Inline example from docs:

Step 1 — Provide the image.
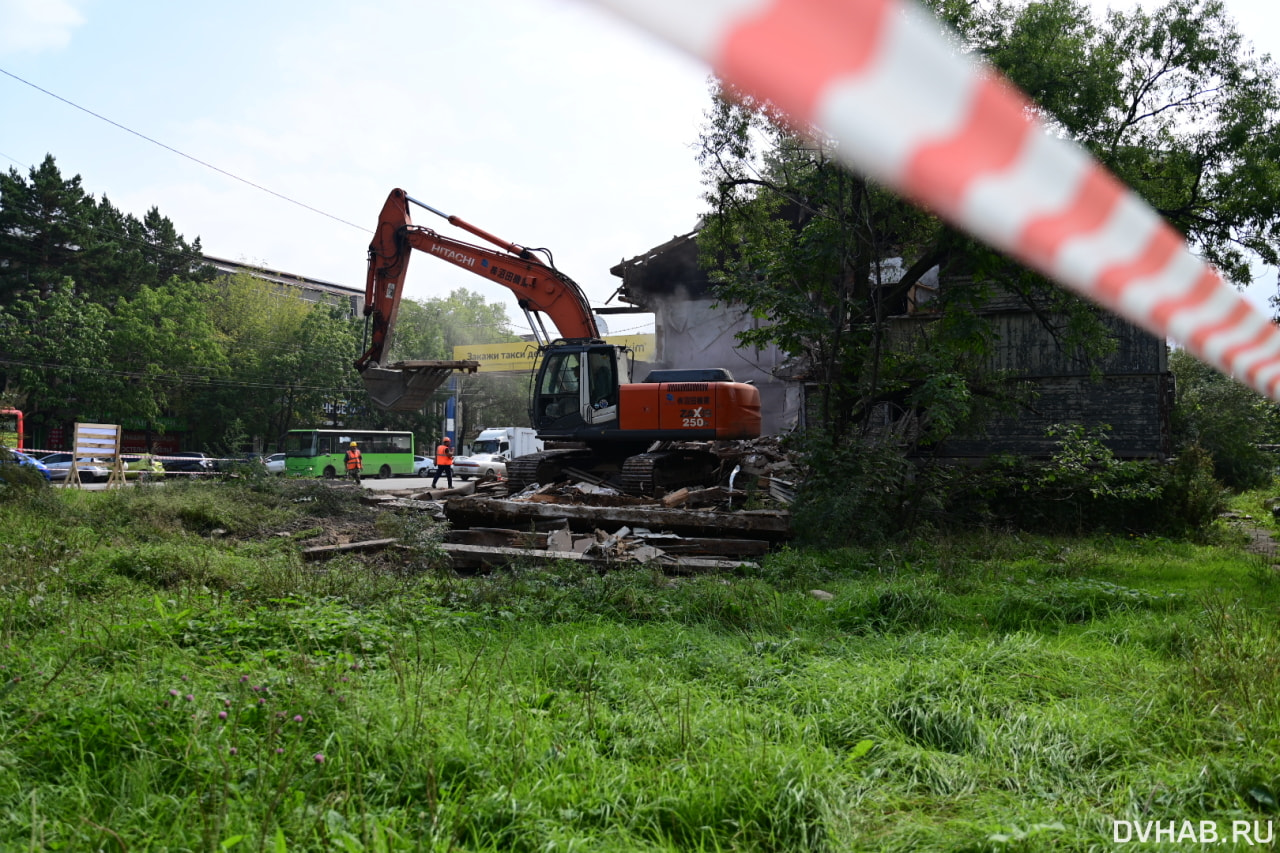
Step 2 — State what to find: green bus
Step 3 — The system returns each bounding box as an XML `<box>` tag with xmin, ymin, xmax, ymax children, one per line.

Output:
<box><xmin>282</xmin><ymin>429</ymin><xmax>415</xmax><ymax>479</ymax></box>
<box><xmin>0</xmin><ymin>409</ymin><xmax>23</xmax><ymax>449</ymax></box>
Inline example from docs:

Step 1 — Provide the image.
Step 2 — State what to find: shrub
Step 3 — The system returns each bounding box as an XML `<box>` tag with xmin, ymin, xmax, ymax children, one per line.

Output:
<box><xmin>942</xmin><ymin>426</ymin><xmax>1226</xmax><ymax>537</ymax></box>
<box><xmin>0</xmin><ymin>447</ymin><xmax>48</xmax><ymax>498</ymax></box>
<box><xmin>791</xmin><ymin>434</ymin><xmax>918</xmax><ymax>547</ymax></box>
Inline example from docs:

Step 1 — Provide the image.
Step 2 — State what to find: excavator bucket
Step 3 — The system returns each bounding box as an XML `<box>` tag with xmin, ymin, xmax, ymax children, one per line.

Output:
<box><xmin>360</xmin><ymin>360</ymin><xmax>479</xmax><ymax>412</ymax></box>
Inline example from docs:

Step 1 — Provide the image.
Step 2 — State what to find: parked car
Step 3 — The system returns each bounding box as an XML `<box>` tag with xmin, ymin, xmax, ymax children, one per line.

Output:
<box><xmin>35</xmin><ymin>452</ymin><xmax>111</xmax><ymax>483</ymax></box>
<box><xmin>121</xmin><ymin>454</ymin><xmax>166</xmax><ymax>481</ymax></box>
<box><xmin>264</xmin><ymin>452</ymin><xmax>286</xmax><ymax>475</ymax></box>
<box><xmin>452</xmin><ymin>454</ymin><xmax>507</xmax><ymax>481</ymax></box>
<box><xmin>213</xmin><ymin>454</ymin><xmax>267</xmax><ymax>474</ymax></box>
<box><xmin>162</xmin><ymin>451</ymin><xmax>215</xmax><ymax>474</ymax></box>
<box><xmin>1</xmin><ymin>448</ymin><xmax>52</xmax><ymax>481</ymax></box>
<box><xmin>412</xmin><ymin>455</ymin><xmax>434</xmax><ymax>476</ymax></box>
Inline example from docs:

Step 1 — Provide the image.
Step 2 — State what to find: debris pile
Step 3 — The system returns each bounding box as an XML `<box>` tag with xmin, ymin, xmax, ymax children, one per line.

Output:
<box><xmin>323</xmin><ymin>436</ymin><xmax>801</xmax><ymax>572</ymax></box>
<box><xmin>711</xmin><ymin>435</ymin><xmax>799</xmax><ymax>505</ymax></box>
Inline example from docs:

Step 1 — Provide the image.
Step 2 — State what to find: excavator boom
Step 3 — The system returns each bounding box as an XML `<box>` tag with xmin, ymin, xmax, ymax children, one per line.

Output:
<box><xmin>356</xmin><ymin>188</ymin><xmax>598</xmax><ymax>410</ymax></box>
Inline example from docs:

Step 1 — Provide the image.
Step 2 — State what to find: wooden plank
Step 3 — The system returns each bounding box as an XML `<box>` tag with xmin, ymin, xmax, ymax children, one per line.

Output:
<box><xmin>302</xmin><ymin>538</ymin><xmax>398</xmax><ymax>560</ymax></box>
<box><xmin>661</xmin><ymin>487</ymin><xmax>690</xmax><ymax>507</ymax></box>
<box><xmin>664</xmin><ymin>556</ymin><xmax>760</xmax><ymax>574</ymax></box>
<box><xmin>442</xmin><ymin>542</ymin><xmax>608</xmax><ymax>570</ymax></box>
<box><xmin>634</xmin><ymin>536</ymin><xmax>770</xmax><ymax>557</ymax></box>
<box><xmin>447</xmin><ymin>529</ymin><xmax>550</xmax><ymax>549</ymax></box>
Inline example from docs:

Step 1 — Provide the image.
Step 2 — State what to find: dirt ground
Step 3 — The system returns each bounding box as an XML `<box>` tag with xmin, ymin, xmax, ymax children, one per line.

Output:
<box><xmin>1221</xmin><ymin>510</ymin><xmax>1279</xmax><ymax>562</ymax></box>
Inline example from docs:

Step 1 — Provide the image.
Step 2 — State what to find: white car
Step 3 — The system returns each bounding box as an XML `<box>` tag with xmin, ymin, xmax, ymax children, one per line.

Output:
<box><xmin>36</xmin><ymin>453</ymin><xmax>111</xmax><ymax>483</ymax></box>
<box><xmin>452</xmin><ymin>454</ymin><xmax>507</xmax><ymax>481</ymax></box>
<box><xmin>263</xmin><ymin>452</ymin><xmax>286</xmax><ymax>475</ymax></box>
<box><xmin>412</xmin><ymin>455</ymin><xmax>434</xmax><ymax>476</ymax></box>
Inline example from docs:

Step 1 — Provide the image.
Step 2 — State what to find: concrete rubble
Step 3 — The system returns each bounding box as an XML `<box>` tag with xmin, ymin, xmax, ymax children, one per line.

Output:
<box><xmin>326</xmin><ymin>437</ymin><xmax>801</xmax><ymax>572</ymax></box>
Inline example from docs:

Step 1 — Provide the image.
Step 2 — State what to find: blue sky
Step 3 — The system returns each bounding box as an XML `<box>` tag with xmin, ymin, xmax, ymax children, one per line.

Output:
<box><xmin>1</xmin><ymin>0</ymin><xmax>1278</xmax><ymax>333</ymax></box>
<box><xmin>0</xmin><ymin>0</ymin><xmax>712</xmax><ymax>336</ymax></box>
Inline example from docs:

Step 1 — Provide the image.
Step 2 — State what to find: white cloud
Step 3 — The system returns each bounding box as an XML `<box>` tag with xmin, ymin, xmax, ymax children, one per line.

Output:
<box><xmin>0</xmin><ymin>0</ymin><xmax>86</xmax><ymax>54</ymax></box>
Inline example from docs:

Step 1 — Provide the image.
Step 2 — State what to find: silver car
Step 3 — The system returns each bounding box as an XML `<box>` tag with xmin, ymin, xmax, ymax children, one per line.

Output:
<box><xmin>36</xmin><ymin>453</ymin><xmax>112</xmax><ymax>483</ymax></box>
<box><xmin>263</xmin><ymin>452</ymin><xmax>287</xmax><ymax>475</ymax></box>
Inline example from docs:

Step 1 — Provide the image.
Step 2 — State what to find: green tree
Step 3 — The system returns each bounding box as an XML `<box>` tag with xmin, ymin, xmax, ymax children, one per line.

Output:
<box><xmin>206</xmin><ymin>298</ymin><xmax>363</xmax><ymax>447</ymax></box>
<box><xmin>78</xmin><ymin>200</ymin><xmax>212</xmax><ymax>305</ymax></box>
<box><xmin>697</xmin><ymin>79</ymin><xmax>1014</xmax><ymax>442</ymax></box>
<box><xmin>0</xmin><ymin>155</ymin><xmax>212</xmax><ymax>310</ymax></box>
<box><xmin>376</xmin><ymin>289</ymin><xmax>527</xmax><ymax>440</ymax></box>
<box><xmin>968</xmin><ymin>0</ymin><xmax>1280</xmax><ymax>286</ymax></box>
<box><xmin>0</xmin><ymin>155</ymin><xmax>95</xmax><ymax>304</ymax></box>
<box><xmin>1170</xmin><ymin>347</ymin><xmax>1273</xmax><ymax>490</ymax></box>
<box><xmin>698</xmin><ymin>0</ymin><xmax>1280</xmax><ymax>443</ymax></box>
<box><xmin>104</xmin><ymin>282</ymin><xmax>229</xmax><ymax>447</ymax></box>
<box><xmin>0</xmin><ymin>281</ymin><xmax>113</xmax><ymax>441</ymax></box>
<box><xmin>203</xmin><ymin>273</ymin><xmax>327</xmax><ymax>448</ymax></box>
<box><xmin>386</xmin><ymin>288</ymin><xmax>518</xmax><ymax>361</ymax></box>
<box><xmin>273</xmin><ymin>306</ymin><xmax>365</xmax><ymax>434</ymax></box>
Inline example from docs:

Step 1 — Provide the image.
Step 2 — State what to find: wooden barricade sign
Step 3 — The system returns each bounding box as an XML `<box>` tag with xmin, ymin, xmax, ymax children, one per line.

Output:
<box><xmin>70</xmin><ymin>423</ymin><xmax>122</xmax><ymax>488</ymax></box>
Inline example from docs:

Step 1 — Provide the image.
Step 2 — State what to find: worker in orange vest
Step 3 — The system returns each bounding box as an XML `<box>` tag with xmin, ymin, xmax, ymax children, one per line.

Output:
<box><xmin>344</xmin><ymin>441</ymin><xmax>363</xmax><ymax>484</ymax></box>
<box><xmin>431</xmin><ymin>436</ymin><xmax>454</xmax><ymax>489</ymax></box>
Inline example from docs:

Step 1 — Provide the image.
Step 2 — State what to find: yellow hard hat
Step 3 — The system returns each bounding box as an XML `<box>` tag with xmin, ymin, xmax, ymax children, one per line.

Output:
<box><xmin>349</xmin><ymin>441</ymin><xmax>357</xmax><ymax>447</ymax></box>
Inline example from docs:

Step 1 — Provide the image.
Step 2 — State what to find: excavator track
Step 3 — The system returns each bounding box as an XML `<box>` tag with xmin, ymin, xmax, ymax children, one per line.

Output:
<box><xmin>619</xmin><ymin>450</ymin><xmax>720</xmax><ymax>497</ymax></box>
<box><xmin>505</xmin><ymin>449</ymin><xmax>597</xmax><ymax>493</ymax></box>
<box><xmin>507</xmin><ymin>448</ymin><xmax>723</xmax><ymax>497</ymax></box>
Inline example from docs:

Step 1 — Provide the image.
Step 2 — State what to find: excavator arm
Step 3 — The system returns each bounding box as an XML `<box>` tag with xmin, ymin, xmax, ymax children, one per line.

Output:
<box><xmin>358</xmin><ymin>189</ymin><xmax>598</xmax><ymax>372</ymax></box>
<box><xmin>356</xmin><ymin>188</ymin><xmax>601</xmax><ymax>411</ymax></box>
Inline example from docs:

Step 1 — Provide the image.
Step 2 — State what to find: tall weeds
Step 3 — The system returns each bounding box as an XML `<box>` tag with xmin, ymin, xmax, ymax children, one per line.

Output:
<box><xmin>0</xmin><ymin>482</ymin><xmax>1276</xmax><ymax>850</ymax></box>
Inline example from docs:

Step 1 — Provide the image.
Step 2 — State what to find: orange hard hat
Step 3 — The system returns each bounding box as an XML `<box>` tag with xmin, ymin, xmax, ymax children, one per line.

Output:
<box><xmin>443</xmin><ymin>437</ymin><xmax>452</xmax><ymax>443</ymax></box>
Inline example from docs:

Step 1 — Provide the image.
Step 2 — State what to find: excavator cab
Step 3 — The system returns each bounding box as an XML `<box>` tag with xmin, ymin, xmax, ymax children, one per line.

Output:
<box><xmin>532</xmin><ymin>341</ymin><xmax>626</xmax><ymax>434</ymax></box>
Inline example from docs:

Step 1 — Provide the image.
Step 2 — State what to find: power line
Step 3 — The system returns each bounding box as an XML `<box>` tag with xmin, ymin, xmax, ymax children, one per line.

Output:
<box><xmin>0</xmin><ymin>66</ymin><xmax>370</xmax><ymax>234</ymax></box>
<box><xmin>0</xmin><ymin>355</ymin><xmax>361</xmax><ymax>394</ymax></box>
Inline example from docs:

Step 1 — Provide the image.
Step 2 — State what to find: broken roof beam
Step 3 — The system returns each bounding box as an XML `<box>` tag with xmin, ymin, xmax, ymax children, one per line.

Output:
<box><xmin>444</xmin><ymin>496</ymin><xmax>792</xmax><ymax>541</ymax></box>
<box><xmin>442</xmin><ymin>542</ymin><xmax>757</xmax><ymax>573</ymax></box>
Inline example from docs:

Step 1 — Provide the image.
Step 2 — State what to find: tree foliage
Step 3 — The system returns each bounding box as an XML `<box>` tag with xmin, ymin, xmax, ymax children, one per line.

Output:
<box><xmin>958</xmin><ymin>0</ymin><xmax>1280</xmax><ymax>286</ymax></box>
<box><xmin>1169</xmin><ymin>347</ymin><xmax>1275</xmax><ymax>490</ymax></box>
<box><xmin>702</xmin><ymin>0</ymin><xmax>1280</xmax><ymax>425</ymax></box>
<box><xmin>0</xmin><ymin>156</ymin><xmax>95</xmax><ymax>304</ymax></box>
<box><xmin>0</xmin><ymin>158</ymin><xmax>523</xmax><ymax>453</ymax></box>
<box><xmin>0</xmin><ymin>282</ymin><xmax>113</xmax><ymax>425</ymax></box>
<box><xmin>0</xmin><ymin>155</ymin><xmax>212</xmax><ymax>308</ymax></box>
<box><xmin>699</xmin><ymin>0</ymin><xmax>1280</xmax><ymax>541</ymax></box>
<box><xmin>105</xmin><ymin>283</ymin><xmax>230</xmax><ymax>441</ymax></box>
<box><xmin>699</xmin><ymin>0</ymin><xmax>1280</xmax><ymax>428</ymax></box>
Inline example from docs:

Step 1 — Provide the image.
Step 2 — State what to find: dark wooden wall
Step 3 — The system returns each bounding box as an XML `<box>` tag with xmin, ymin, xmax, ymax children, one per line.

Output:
<box><xmin>889</xmin><ymin>293</ymin><xmax>1172</xmax><ymax>459</ymax></box>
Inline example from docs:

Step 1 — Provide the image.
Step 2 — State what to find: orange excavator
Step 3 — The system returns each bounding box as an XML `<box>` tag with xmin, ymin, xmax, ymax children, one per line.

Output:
<box><xmin>356</xmin><ymin>188</ymin><xmax>761</xmax><ymax>494</ymax></box>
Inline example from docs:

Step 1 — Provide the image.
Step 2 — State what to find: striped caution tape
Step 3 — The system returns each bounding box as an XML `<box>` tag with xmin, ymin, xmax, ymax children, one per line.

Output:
<box><xmin>586</xmin><ymin>0</ymin><xmax>1280</xmax><ymax>400</ymax></box>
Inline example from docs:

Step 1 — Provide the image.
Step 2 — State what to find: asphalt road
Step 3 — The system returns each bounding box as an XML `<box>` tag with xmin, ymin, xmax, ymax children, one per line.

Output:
<box><xmin>57</xmin><ymin>475</ymin><xmax>454</xmax><ymax>492</ymax></box>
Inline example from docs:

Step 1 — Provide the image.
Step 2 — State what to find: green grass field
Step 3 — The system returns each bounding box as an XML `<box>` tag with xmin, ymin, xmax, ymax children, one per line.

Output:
<box><xmin>0</xmin><ymin>479</ymin><xmax>1277</xmax><ymax>851</ymax></box>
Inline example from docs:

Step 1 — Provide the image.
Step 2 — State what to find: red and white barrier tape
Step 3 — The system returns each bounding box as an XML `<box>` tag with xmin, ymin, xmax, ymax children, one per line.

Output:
<box><xmin>586</xmin><ymin>0</ymin><xmax>1280</xmax><ymax>399</ymax></box>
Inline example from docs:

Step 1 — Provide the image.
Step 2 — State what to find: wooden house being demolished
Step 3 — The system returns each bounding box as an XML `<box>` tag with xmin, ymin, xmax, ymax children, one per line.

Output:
<box><xmin>605</xmin><ymin>232</ymin><xmax>806</xmax><ymax>436</ymax></box>
<box><xmin>607</xmin><ymin>231</ymin><xmax>1173</xmax><ymax>460</ymax></box>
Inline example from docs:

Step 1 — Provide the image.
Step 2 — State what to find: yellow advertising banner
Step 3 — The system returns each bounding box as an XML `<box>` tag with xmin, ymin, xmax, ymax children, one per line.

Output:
<box><xmin>453</xmin><ymin>335</ymin><xmax>656</xmax><ymax>374</ymax></box>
